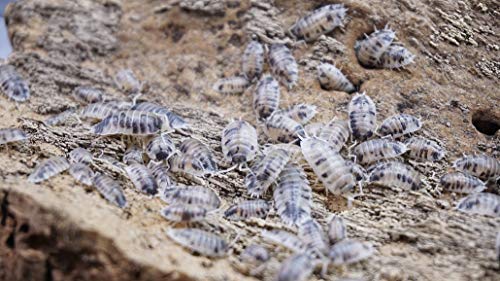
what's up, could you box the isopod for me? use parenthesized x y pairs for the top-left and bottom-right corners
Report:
(298, 219), (329, 253)
(245, 147), (290, 197)
(169, 138), (218, 175)
(132, 101), (189, 130)
(68, 147), (93, 165)
(378, 44), (415, 69)
(452, 154), (500, 180)
(304, 122), (324, 137)
(221, 120), (259, 165)
(456, 192), (500, 217)
(224, 199), (270, 221)
(274, 162), (312, 227)
(377, 114), (422, 138)
(440, 172), (486, 194)
(352, 138), (407, 166)
(301, 137), (355, 194)
(91, 110), (170, 136)
(44, 109), (80, 127)
(354, 27), (395, 68)
(327, 215), (347, 244)
(241, 39), (264, 81)
(159, 185), (221, 210)
(404, 136), (445, 162)
(261, 229), (305, 253)
(0, 64), (30, 102)
(278, 103), (317, 125)
(368, 161), (421, 190)
(145, 134), (176, 162)
(115, 69), (141, 93)
(268, 44), (298, 89)
(124, 163), (158, 195)
(72, 86), (105, 104)
(92, 173), (127, 208)
(123, 146), (144, 165)
(318, 118), (350, 151)
(160, 204), (208, 222)
(80, 101), (132, 121)
(148, 161), (176, 191)
(254, 74), (280, 121)
(213, 76), (250, 95)
(263, 111), (305, 143)
(328, 239), (374, 265)
(240, 244), (269, 265)
(28, 156), (70, 183)
(348, 92), (377, 141)
(317, 63), (355, 93)
(276, 253), (315, 281)
(69, 163), (94, 186)
(0, 128), (27, 145)
(166, 228), (229, 257)
(289, 4), (348, 42)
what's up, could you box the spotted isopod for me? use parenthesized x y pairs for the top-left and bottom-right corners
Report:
(289, 4), (347, 42)
(241, 39), (264, 81)
(452, 154), (500, 180)
(28, 156), (70, 183)
(123, 146), (144, 165)
(404, 136), (445, 162)
(69, 147), (93, 165)
(145, 134), (176, 162)
(221, 120), (259, 165)
(224, 199), (270, 221)
(148, 161), (176, 191)
(160, 204), (208, 223)
(263, 111), (305, 143)
(328, 239), (374, 265)
(354, 27), (395, 68)
(0, 128), (27, 145)
(169, 138), (218, 175)
(91, 110), (170, 136)
(276, 253), (316, 281)
(72, 86), (105, 104)
(317, 63), (355, 93)
(327, 215), (347, 244)
(269, 44), (298, 89)
(245, 147), (290, 197)
(44, 109), (80, 127)
(348, 92), (377, 141)
(368, 161), (421, 190)
(132, 101), (189, 130)
(377, 114), (422, 138)
(254, 74), (280, 121)
(456, 193), (500, 217)
(301, 137), (355, 194)
(166, 228), (229, 257)
(69, 163), (94, 186)
(353, 138), (407, 166)
(80, 101), (132, 121)
(378, 44), (415, 69)
(92, 173), (127, 208)
(278, 103), (317, 125)
(440, 172), (486, 194)
(212, 76), (250, 95)
(261, 229), (306, 253)
(124, 163), (158, 195)
(318, 119), (350, 151)
(114, 69), (141, 93)
(159, 185), (221, 210)
(0, 64), (30, 102)
(274, 162), (312, 227)
(298, 219), (329, 253)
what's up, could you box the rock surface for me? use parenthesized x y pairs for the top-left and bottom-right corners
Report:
(0, 0), (499, 280)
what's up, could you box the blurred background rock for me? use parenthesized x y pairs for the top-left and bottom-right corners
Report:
(0, 0), (12, 58)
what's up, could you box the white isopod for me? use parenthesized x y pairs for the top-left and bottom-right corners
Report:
(92, 173), (127, 208)
(91, 110), (170, 136)
(241, 39), (265, 81)
(276, 253), (316, 281)
(0, 64), (30, 102)
(368, 161), (421, 190)
(148, 161), (176, 191)
(261, 229), (306, 253)
(318, 119), (350, 151)
(456, 193), (500, 217)
(221, 120), (259, 165)
(124, 163), (158, 195)
(317, 63), (355, 93)
(145, 134), (176, 162)
(72, 86), (105, 104)
(278, 103), (317, 125)
(404, 136), (445, 162)
(327, 215), (347, 244)
(264, 112), (306, 143)
(298, 219), (329, 253)
(348, 92), (377, 141)
(440, 172), (486, 194)
(224, 199), (270, 221)
(289, 4), (348, 42)
(160, 204), (208, 222)
(254, 74), (280, 121)
(132, 101), (189, 130)
(328, 239), (374, 265)
(80, 101), (132, 121)
(159, 185), (221, 210)
(44, 109), (80, 127)
(212, 76), (250, 95)
(268, 44), (298, 89)
(245, 147), (290, 197)
(0, 128), (27, 145)
(69, 163), (94, 186)
(354, 27), (395, 68)
(378, 44), (415, 69)
(115, 69), (141, 93)
(452, 154), (500, 180)
(377, 114), (422, 138)
(68, 147), (93, 165)
(123, 146), (144, 165)
(353, 138), (407, 166)
(28, 156), (70, 183)
(169, 138), (218, 176)
(166, 228), (229, 257)
(240, 244), (270, 265)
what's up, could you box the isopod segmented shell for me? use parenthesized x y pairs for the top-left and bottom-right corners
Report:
(167, 228), (229, 257)
(28, 156), (70, 183)
(456, 193), (500, 217)
(254, 75), (280, 121)
(91, 110), (170, 136)
(452, 154), (500, 180)
(440, 172), (486, 194)
(353, 138), (407, 166)
(148, 161), (176, 191)
(377, 114), (422, 138)
(318, 119), (350, 151)
(378, 44), (415, 69)
(328, 239), (374, 265)
(0, 64), (30, 102)
(269, 44), (298, 89)
(92, 173), (127, 208)
(224, 199), (270, 221)
(301, 137), (355, 194)
(264, 112), (305, 143)
(124, 163), (158, 195)
(69, 163), (94, 186)
(0, 128), (27, 145)
(276, 253), (315, 281)
(80, 101), (132, 121)
(221, 120), (259, 164)
(278, 103), (317, 125)
(72, 86), (105, 104)
(328, 215), (347, 244)
(159, 185), (221, 210)
(169, 138), (218, 176)
(145, 134), (176, 162)
(290, 4), (347, 42)
(69, 147), (93, 165)
(261, 229), (305, 253)
(123, 146), (144, 165)
(115, 69), (141, 93)
(132, 101), (189, 130)
(212, 76), (250, 95)
(274, 162), (312, 227)
(404, 136), (445, 162)
(160, 204), (208, 222)
(242, 40), (264, 81)
(298, 219), (329, 253)
(354, 27), (395, 68)
(348, 92), (377, 141)
(368, 161), (421, 190)
(245, 147), (290, 197)
(317, 63), (355, 93)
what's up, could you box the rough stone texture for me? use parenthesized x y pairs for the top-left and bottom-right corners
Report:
(0, 0), (499, 280)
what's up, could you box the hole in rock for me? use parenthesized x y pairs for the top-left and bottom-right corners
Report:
(471, 109), (499, 136)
